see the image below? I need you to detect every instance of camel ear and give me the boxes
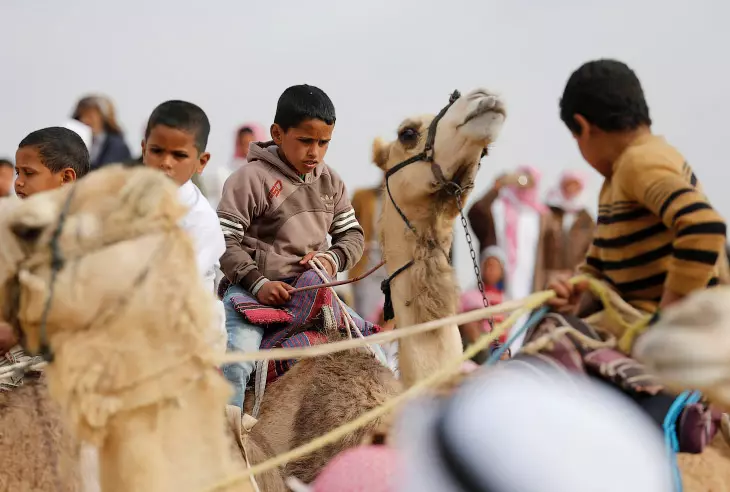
[372,137,391,170]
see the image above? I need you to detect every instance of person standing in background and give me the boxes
[72,95,131,170]
[0,159,14,197]
[467,166,549,353]
[467,166,549,301]
[543,170,595,283]
[206,123,267,207]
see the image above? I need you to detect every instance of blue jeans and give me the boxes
[221,284,264,409]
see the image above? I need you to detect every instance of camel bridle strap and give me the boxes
[383,89,462,235]
[381,90,479,322]
[30,185,79,363]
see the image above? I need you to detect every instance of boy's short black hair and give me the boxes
[560,59,652,134]
[0,158,13,170]
[145,100,210,153]
[18,127,90,178]
[274,84,336,131]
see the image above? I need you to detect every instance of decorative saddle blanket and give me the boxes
[510,311,720,454]
[226,270,381,384]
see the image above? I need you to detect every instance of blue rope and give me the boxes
[486,306,549,366]
[664,390,702,492]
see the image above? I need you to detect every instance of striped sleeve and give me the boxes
[326,174,365,272]
[219,216,244,241]
[621,161,726,295]
[329,208,361,236]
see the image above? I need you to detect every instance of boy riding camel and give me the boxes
[217,84,367,409]
[544,59,728,453]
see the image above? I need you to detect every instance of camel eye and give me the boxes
[398,127,419,144]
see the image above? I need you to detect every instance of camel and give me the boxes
[0,169,249,492]
[372,89,506,387]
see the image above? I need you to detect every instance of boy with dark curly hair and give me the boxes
[546,59,728,454]
[550,59,727,318]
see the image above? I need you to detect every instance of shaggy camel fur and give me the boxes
[0,167,247,492]
[0,167,393,489]
[0,198,83,492]
[249,350,401,484]
[372,89,506,388]
[0,375,82,491]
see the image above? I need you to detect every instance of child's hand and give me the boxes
[256,281,293,306]
[546,275,589,313]
[299,252,336,277]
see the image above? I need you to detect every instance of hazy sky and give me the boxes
[2,0,728,285]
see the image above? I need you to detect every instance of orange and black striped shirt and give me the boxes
[579,133,726,314]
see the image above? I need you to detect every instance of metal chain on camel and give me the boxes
[456,193,494,330]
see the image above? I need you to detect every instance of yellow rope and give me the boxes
[578,276,651,353]
[205,290,554,490]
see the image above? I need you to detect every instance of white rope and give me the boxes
[252,359,268,419]
[309,257,377,357]
[243,443,262,492]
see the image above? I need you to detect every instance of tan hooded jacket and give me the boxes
[217,142,364,295]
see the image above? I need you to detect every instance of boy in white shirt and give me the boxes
[141,100,226,351]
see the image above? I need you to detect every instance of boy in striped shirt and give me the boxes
[217,85,365,408]
[548,59,728,453]
[550,59,727,320]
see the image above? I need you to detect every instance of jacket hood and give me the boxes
[246,141,324,183]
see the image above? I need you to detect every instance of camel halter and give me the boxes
[20,185,79,363]
[380,90,493,326]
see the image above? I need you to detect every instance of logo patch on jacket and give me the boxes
[321,194,335,211]
[268,180,283,201]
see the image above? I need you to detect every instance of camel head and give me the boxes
[372,88,506,229]
[0,166,187,356]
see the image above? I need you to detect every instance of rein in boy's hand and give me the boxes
[299,252,336,277]
[546,275,590,314]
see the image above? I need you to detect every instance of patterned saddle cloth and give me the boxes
[515,312,664,395]
[226,270,381,384]
[511,311,721,454]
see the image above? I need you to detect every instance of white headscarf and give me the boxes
[62,119,93,152]
[396,364,673,492]
[545,170,588,214]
